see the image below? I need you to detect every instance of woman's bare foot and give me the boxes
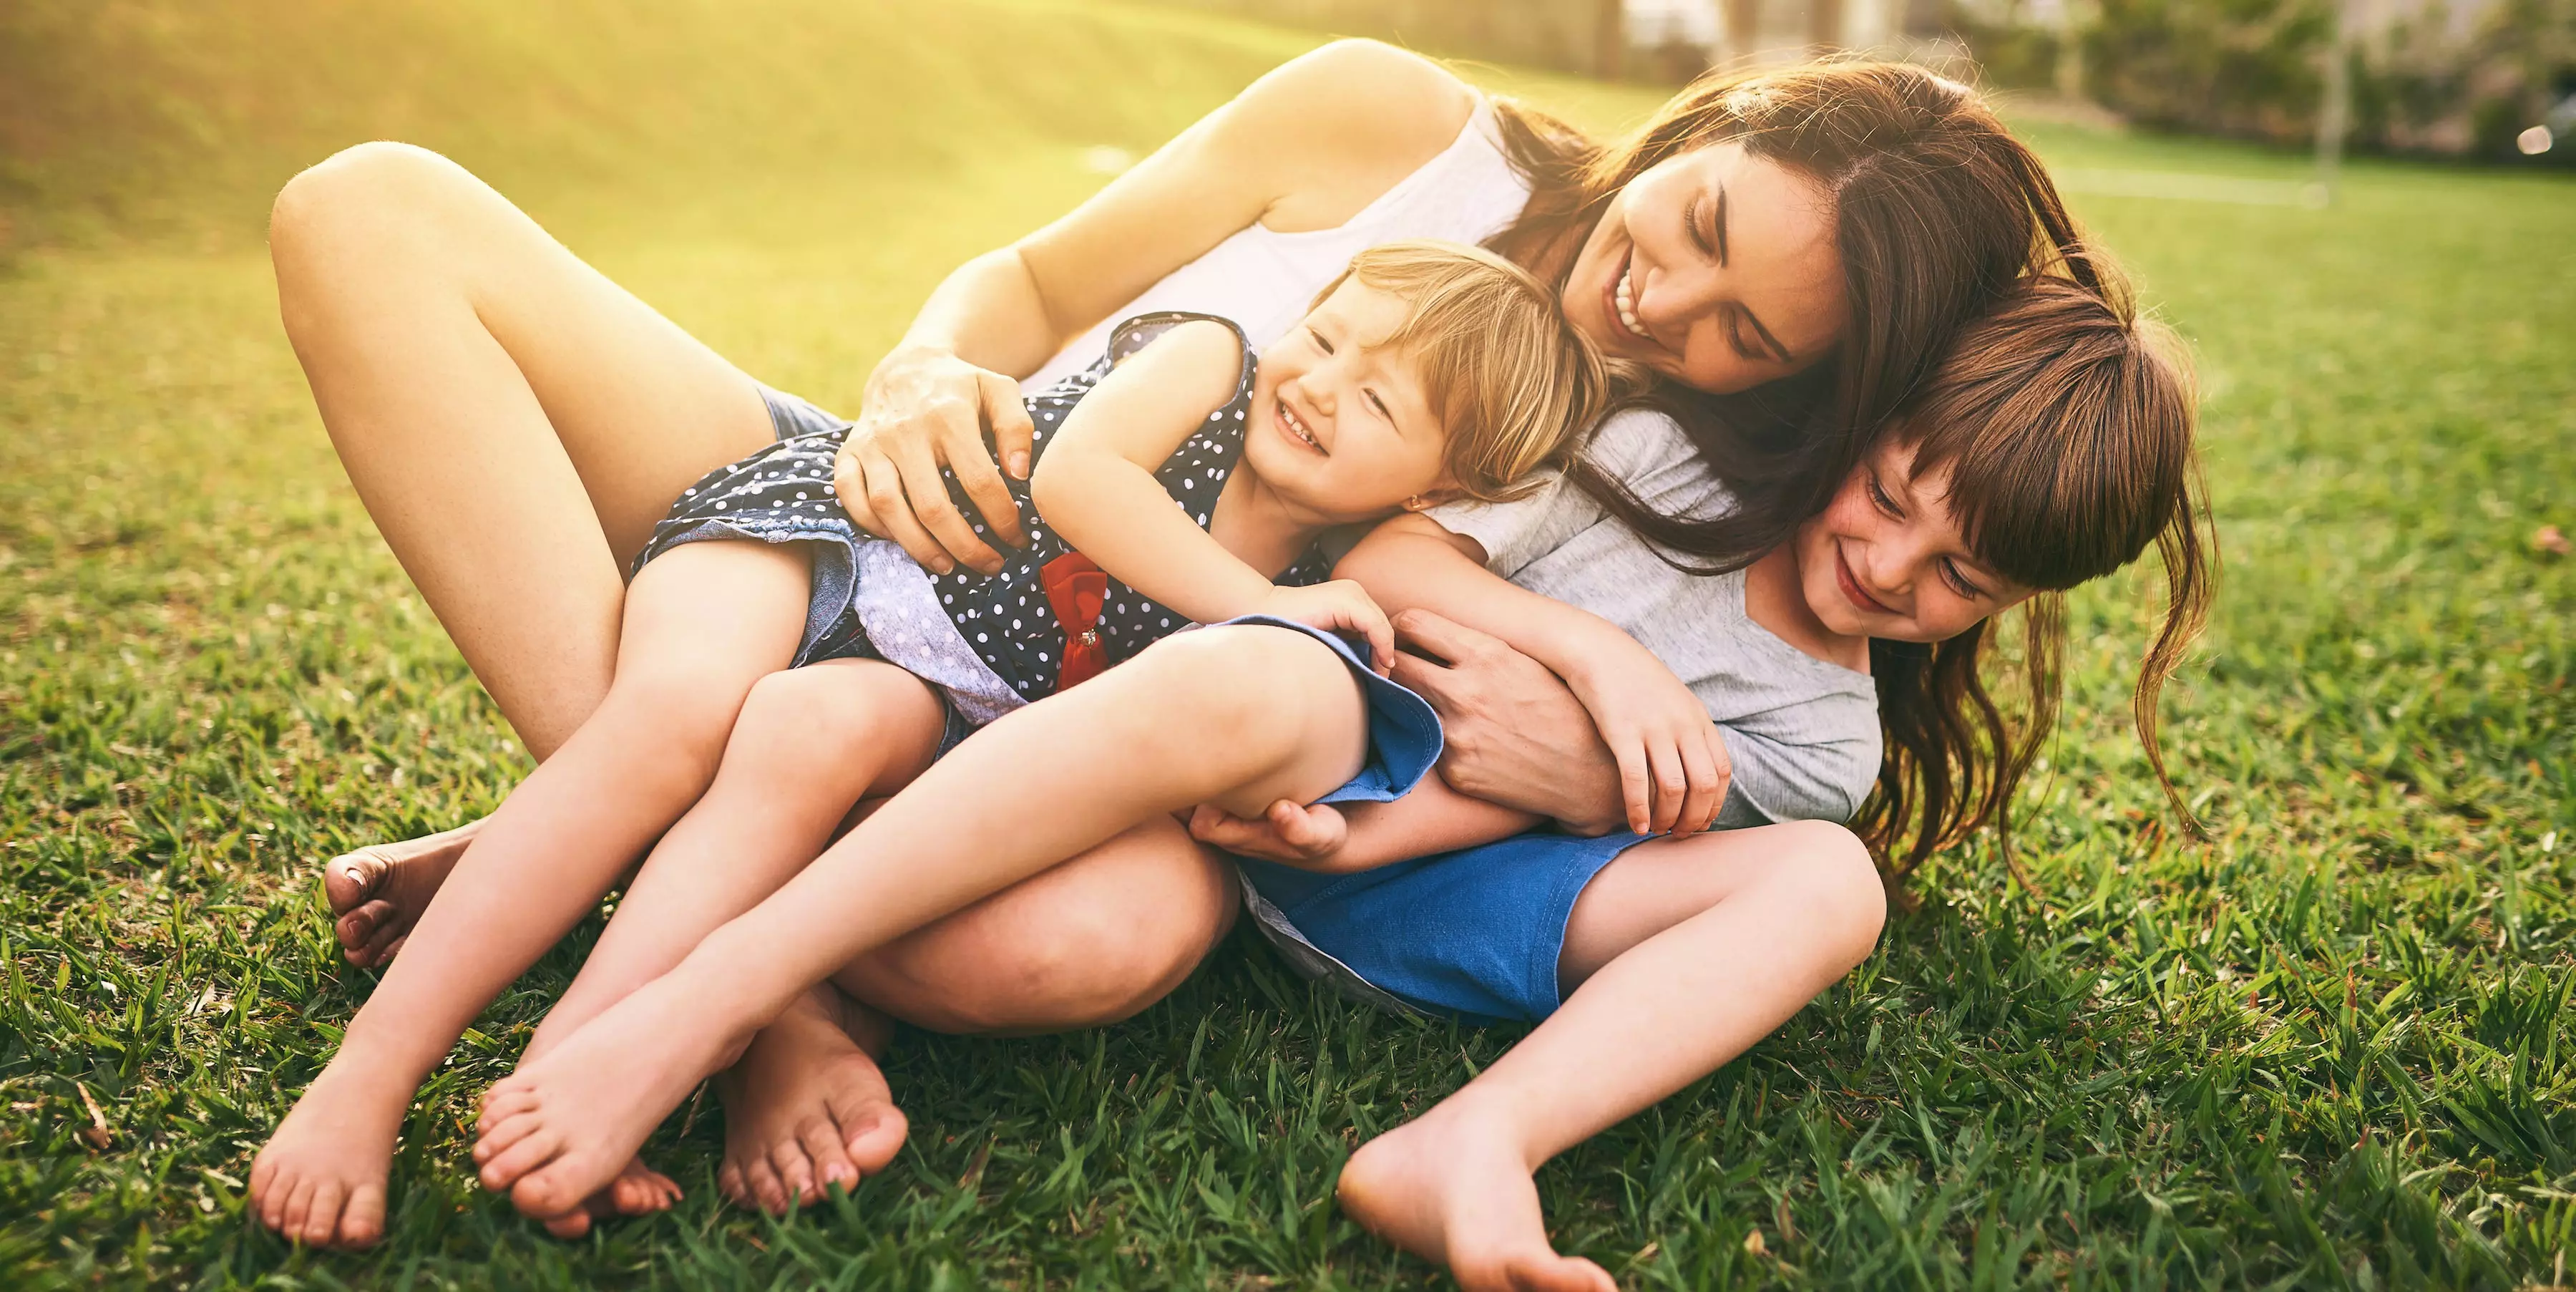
[716,986,910,1213]
[1336,1104,1615,1292]
[324,818,487,966]
[247,1059,411,1248]
[471,973,748,1221]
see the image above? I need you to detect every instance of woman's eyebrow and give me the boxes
[1738,305,1793,364]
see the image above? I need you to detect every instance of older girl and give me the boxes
[259,47,2092,1249]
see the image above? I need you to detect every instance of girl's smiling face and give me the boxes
[1794,436,2036,644]
[1242,280,1451,521]
[1559,141,1850,395]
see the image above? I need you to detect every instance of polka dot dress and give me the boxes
[634,312,1331,701]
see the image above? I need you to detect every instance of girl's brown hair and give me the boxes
[1483,60,2099,571]
[1856,273,2217,878]
[1310,240,1624,503]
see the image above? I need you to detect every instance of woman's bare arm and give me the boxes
[837,40,1476,575]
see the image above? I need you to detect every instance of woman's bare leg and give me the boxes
[247,542,810,1248]
[1335,820,1888,1292]
[471,624,1370,1218]
[268,140,779,960]
[717,816,1238,1215]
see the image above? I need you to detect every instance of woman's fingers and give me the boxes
[888,427,1005,574]
[1389,607,1507,666]
[978,370,1038,482]
[853,443,949,571]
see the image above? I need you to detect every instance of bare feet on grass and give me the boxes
[324,818,486,966]
[1337,1106,1615,1292]
[473,975,748,1222]
[716,985,910,1213]
[518,1158,686,1240]
[248,1061,408,1248]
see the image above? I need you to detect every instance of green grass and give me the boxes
[3,0,2572,1286]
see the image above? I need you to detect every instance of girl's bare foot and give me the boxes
[1336,1105,1615,1292]
[472,973,747,1221]
[247,1059,409,1248]
[324,818,486,966]
[524,1157,686,1239]
[716,986,910,1213]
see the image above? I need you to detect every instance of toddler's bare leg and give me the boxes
[248,542,807,1248]
[472,624,1370,1218]
[499,659,946,1235]
[1336,820,1888,1292]
[270,145,779,968]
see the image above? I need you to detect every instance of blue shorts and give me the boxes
[1238,830,1657,1025]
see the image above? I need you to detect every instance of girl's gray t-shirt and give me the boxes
[1426,408,1883,829]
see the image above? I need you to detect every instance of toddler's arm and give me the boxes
[1032,322,1392,664]
[1337,514,1726,835]
[1189,774,1543,873]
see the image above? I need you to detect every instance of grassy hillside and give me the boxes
[3,1,2572,1288]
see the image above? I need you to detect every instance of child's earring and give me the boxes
[1402,495,1432,512]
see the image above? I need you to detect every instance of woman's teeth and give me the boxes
[1279,402,1322,452]
[1613,266,1653,342]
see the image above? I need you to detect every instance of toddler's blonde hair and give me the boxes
[1310,240,1619,502]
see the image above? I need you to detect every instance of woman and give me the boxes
[254,39,2087,1259]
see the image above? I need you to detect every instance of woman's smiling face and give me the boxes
[1560,141,1850,395]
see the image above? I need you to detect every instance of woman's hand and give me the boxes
[834,344,1035,576]
[1254,581,1395,674]
[1560,656,1731,836]
[1390,611,1722,835]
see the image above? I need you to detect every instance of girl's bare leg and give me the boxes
[471,625,1370,1218]
[499,659,947,1236]
[267,140,778,962]
[247,542,809,1248]
[1335,820,1889,1292]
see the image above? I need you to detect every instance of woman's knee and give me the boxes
[848,844,1234,1034]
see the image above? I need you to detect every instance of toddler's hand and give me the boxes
[1254,581,1395,674]
[1188,800,1351,869]
[1563,663,1729,836]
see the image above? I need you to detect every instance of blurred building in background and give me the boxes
[1127,0,2572,161]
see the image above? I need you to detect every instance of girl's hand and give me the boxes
[1560,660,1730,836]
[836,344,1035,576]
[1187,800,1352,869]
[1387,611,1640,837]
[1253,581,1395,674]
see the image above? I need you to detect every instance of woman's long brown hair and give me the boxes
[1483,60,2099,573]
[1855,275,2217,878]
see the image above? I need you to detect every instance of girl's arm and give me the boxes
[1030,324,1395,664]
[1337,514,1728,835]
[836,42,1476,574]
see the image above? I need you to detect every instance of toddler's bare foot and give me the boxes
[324,818,486,966]
[716,986,909,1213]
[472,974,747,1222]
[247,1059,409,1248]
[1337,1105,1614,1292]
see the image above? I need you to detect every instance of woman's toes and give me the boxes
[796,1118,861,1196]
[766,1141,821,1208]
[747,1161,791,1214]
[716,1160,747,1207]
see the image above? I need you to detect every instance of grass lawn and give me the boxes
[4,0,2572,1286]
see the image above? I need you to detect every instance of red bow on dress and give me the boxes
[1040,553,1110,692]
